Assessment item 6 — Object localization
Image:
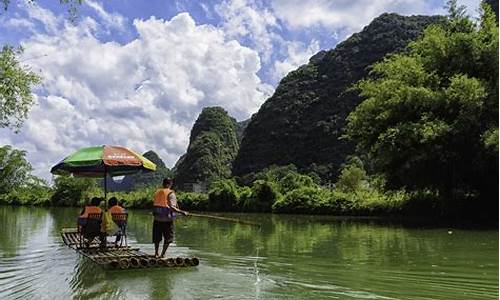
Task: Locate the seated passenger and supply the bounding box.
[78,197,104,247]
[78,197,103,225]
[108,197,127,246]
[108,197,126,214]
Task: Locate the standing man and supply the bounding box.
[153,178,188,258]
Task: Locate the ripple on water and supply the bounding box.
[0,241,76,300]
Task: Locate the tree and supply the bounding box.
[346,3,498,208]
[336,157,368,193]
[51,175,96,206]
[0,46,41,131]
[0,145,33,194]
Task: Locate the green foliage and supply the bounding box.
[175,107,239,189]
[272,185,412,215]
[336,157,368,193]
[0,145,52,206]
[0,177,51,206]
[273,187,327,214]
[484,0,499,22]
[482,127,499,152]
[207,179,240,211]
[0,145,33,194]
[346,7,499,212]
[0,46,41,131]
[278,172,317,194]
[245,180,281,212]
[177,192,208,211]
[254,164,298,183]
[51,175,96,207]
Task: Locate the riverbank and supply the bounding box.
[1,180,496,226]
[1,163,496,224]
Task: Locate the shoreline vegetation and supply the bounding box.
[0,163,496,226]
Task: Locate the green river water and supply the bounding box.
[0,206,497,299]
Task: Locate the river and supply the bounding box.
[0,206,497,299]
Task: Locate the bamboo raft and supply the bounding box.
[61,228,199,270]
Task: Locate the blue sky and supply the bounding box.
[0,0,481,179]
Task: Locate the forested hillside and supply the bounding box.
[174,107,239,189]
[233,13,444,179]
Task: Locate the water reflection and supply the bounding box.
[0,206,498,300]
[0,206,51,256]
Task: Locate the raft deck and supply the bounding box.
[61,228,199,269]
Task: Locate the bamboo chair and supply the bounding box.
[78,213,103,249]
[111,213,128,247]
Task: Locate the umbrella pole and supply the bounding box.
[104,166,107,201]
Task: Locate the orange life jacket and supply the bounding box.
[108,205,125,214]
[153,188,176,220]
[81,206,102,218]
[153,188,173,207]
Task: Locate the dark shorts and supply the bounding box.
[153,220,174,244]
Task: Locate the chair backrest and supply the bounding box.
[88,213,102,220]
[111,213,128,228]
[83,213,102,235]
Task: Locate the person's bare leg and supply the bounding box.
[154,242,160,257]
[160,242,169,258]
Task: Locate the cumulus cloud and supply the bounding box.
[216,0,281,63]
[0,5,272,179]
[272,39,320,81]
[271,0,481,39]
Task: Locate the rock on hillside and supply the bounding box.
[174,107,239,189]
[236,119,251,143]
[233,13,445,179]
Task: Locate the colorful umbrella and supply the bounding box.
[50,145,156,198]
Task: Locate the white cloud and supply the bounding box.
[23,1,60,33]
[271,0,481,39]
[272,39,320,81]
[2,17,36,31]
[0,7,273,179]
[216,0,281,62]
[85,0,127,32]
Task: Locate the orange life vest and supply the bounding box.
[153,188,173,207]
[108,205,125,214]
[153,188,176,220]
[81,206,102,218]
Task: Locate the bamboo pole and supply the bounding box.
[186,213,260,226]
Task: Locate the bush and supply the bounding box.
[208,179,240,211]
[279,173,317,194]
[273,186,327,214]
[51,176,96,206]
[336,157,368,193]
[0,179,51,206]
[241,180,281,212]
[254,164,298,183]
[177,192,208,210]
